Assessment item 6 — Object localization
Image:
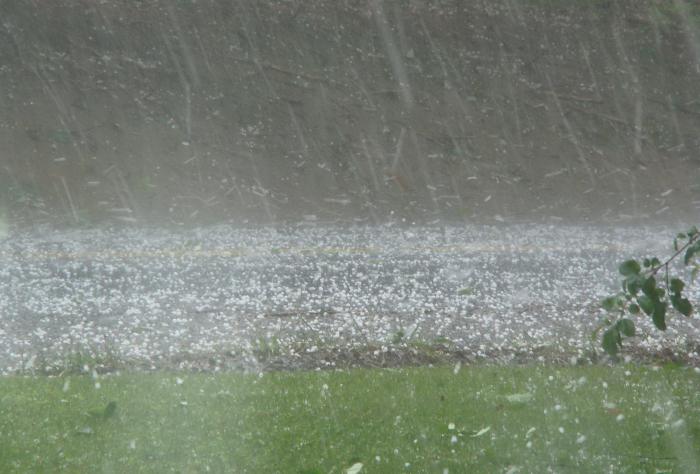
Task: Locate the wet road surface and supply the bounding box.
[1,223,698,372]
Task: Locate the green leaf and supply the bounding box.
[685,243,700,265]
[458,288,473,296]
[602,297,617,312]
[670,278,685,295]
[643,258,651,268]
[88,401,117,421]
[652,300,667,330]
[650,257,661,267]
[602,328,620,356]
[617,318,636,337]
[628,303,640,315]
[671,296,692,317]
[103,401,117,419]
[675,234,687,251]
[637,295,654,316]
[641,276,657,297]
[619,259,641,276]
[625,274,644,296]
[655,288,665,299]
[692,266,699,283]
[687,226,699,238]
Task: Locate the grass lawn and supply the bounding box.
[2,365,700,473]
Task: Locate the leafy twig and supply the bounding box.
[599,226,700,356]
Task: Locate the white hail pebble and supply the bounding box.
[345,462,363,474]
[129,440,136,450]
[62,380,70,393]
[616,414,625,422]
[671,419,685,429]
[472,426,491,437]
[576,435,587,444]
[2,225,691,374]
[448,423,455,430]
[24,355,36,371]
[94,382,101,390]
[558,427,565,434]
[450,435,458,444]
[525,427,536,438]
[176,377,184,385]
[506,393,533,404]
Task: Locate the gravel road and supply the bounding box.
[1,223,699,373]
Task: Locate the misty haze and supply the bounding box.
[1,1,700,472]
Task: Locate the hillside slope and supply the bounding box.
[1,0,699,224]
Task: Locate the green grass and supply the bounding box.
[2,365,700,473]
